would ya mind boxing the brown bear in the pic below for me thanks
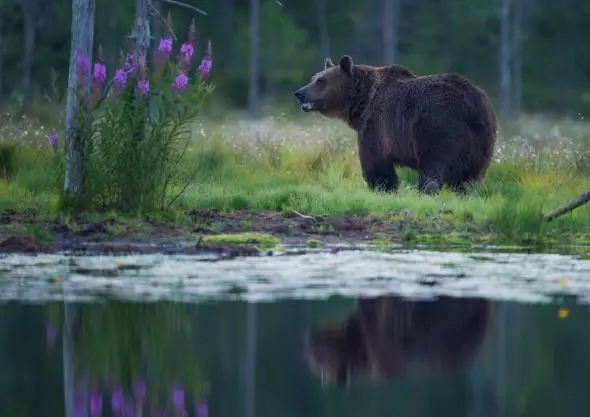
[304,295,494,389]
[293,55,498,194]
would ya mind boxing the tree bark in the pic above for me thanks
[248,0,260,119]
[63,0,95,198]
[499,0,512,120]
[133,0,151,62]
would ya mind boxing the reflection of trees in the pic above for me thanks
[304,295,494,389]
[47,301,209,416]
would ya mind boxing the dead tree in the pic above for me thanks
[63,0,95,199]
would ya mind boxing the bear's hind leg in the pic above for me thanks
[418,172,441,195]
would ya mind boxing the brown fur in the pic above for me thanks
[293,55,498,193]
[304,295,494,389]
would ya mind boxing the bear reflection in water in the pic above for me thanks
[304,295,493,389]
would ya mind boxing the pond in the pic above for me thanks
[1,246,590,416]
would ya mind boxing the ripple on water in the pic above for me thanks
[0,249,589,304]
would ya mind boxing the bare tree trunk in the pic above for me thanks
[248,0,260,119]
[499,0,512,120]
[20,0,37,105]
[133,0,151,63]
[512,0,524,117]
[149,0,161,123]
[317,0,330,60]
[381,0,400,64]
[63,0,95,198]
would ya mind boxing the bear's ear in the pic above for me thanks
[339,55,353,76]
[324,57,334,69]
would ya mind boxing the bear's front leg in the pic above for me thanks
[358,138,398,193]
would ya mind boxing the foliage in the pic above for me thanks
[59,19,214,213]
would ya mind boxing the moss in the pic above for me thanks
[202,232,281,247]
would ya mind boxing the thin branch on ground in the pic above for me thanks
[542,188,590,222]
[289,209,316,221]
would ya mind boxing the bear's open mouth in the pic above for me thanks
[300,102,316,112]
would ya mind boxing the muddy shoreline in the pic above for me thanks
[0,208,492,255]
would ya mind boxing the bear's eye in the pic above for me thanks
[316,77,327,89]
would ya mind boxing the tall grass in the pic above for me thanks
[2,107,590,241]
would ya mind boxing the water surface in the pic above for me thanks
[1,247,589,416]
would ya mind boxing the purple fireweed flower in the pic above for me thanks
[196,402,208,417]
[111,387,124,413]
[180,42,194,64]
[171,385,184,409]
[197,56,212,78]
[172,73,189,93]
[76,51,90,77]
[158,36,173,55]
[113,68,127,90]
[46,323,57,347]
[93,62,107,85]
[123,53,134,71]
[90,392,103,417]
[134,379,146,402]
[137,79,150,97]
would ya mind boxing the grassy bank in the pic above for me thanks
[2,107,590,246]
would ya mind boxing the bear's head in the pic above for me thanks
[303,316,369,390]
[293,55,354,118]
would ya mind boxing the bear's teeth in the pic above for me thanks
[301,103,314,111]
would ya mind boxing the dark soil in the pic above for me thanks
[0,208,485,255]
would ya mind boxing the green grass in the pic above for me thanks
[2,108,590,245]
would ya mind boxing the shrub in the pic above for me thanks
[53,17,214,213]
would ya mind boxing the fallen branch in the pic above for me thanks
[542,188,590,222]
[289,209,316,221]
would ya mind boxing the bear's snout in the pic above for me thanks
[293,88,306,103]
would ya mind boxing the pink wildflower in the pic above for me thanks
[48,131,59,147]
[137,79,150,97]
[158,37,173,55]
[93,63,107,85]
[180,42,194,64]
[197,56,212,78]
[113,68,127,90]
[172,73,189,93]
